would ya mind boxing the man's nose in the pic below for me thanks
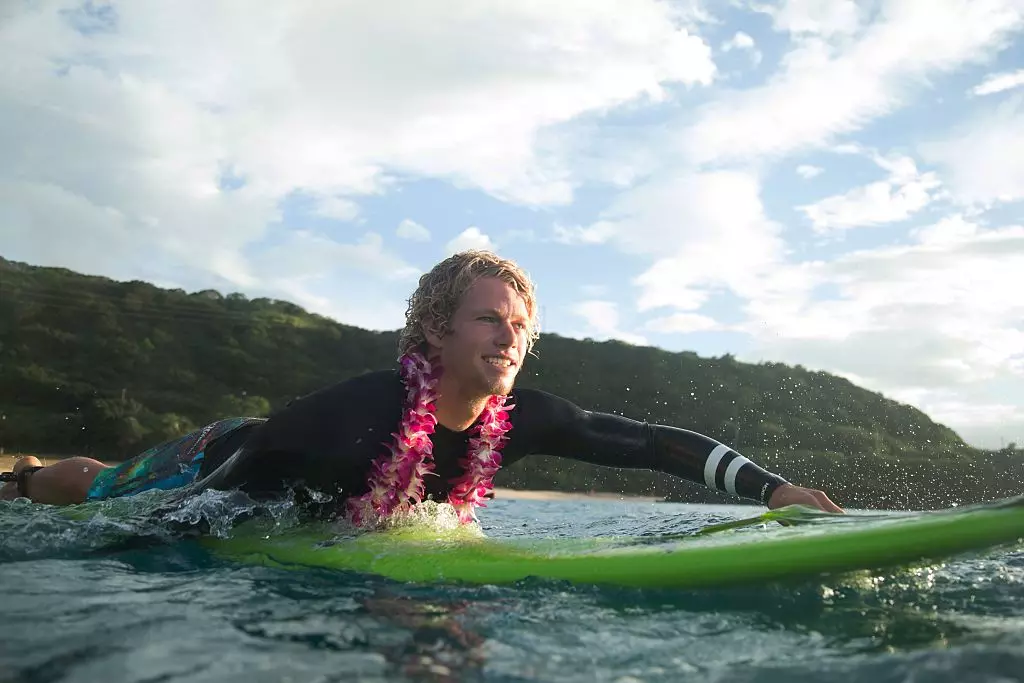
[495,320,516,346]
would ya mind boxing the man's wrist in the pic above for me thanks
[761,477,789,506]
[17,466,44,499]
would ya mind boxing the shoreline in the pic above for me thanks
[1,455,662,503]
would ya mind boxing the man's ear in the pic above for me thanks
[422,319,445,349]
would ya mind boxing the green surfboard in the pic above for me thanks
[203,495,1024,589]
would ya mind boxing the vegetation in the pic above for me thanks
[1,256,1019,509]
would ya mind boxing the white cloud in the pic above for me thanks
[798,152,941,232]
[445,227,496,254]
[575,170,784,313]
[890,392,1024,448]
[796,164,824,179]
[919,95,1024,207]
[0,0,718,307]
[739,219,1024,443]
[552,222,617,245]
[723,31,756,50]
[575,300,616,327]
[190,230,420,331]
[757,0,865,38]
[572,300,648,345]
[721,31,762,65]
[0,180,155,283]
[251,231,420,283]
[397,219,430,242]
[682,0,1024,166]
[314,197,361,222]
[910,214,980,244]
[504,227,538,243]
[831,142,867,155]
[645,312,722,334]
[274,280,410,333]
[970,68,1024,95]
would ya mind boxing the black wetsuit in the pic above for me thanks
[195,369,789,516]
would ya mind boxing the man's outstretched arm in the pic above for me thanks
[648,423,842,512]
[519,390,843,513]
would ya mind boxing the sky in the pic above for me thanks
[2,0,1023,449]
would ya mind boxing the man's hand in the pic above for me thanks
[768,483,844,513]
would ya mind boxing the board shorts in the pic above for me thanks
[85,417,266,501]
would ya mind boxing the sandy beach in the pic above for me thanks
[1,454,662,503]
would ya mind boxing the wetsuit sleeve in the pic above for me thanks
[518,389,789,506]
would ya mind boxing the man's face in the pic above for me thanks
[426,276,531,398]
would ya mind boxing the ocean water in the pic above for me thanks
[1,494,1023,683]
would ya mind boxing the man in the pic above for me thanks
[2,251,843,523]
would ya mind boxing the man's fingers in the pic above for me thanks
[768,484,844,514]
[814,491,845,514]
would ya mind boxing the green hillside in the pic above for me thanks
[1,256,1019,509]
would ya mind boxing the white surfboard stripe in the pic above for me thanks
[703,444,731,491]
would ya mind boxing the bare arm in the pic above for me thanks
[0,456,108,505]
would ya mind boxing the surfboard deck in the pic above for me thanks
[202,495,1024,589]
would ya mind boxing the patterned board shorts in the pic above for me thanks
[85,417,266,501]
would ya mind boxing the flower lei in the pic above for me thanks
[345,350,513,528]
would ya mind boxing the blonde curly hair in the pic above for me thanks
[398,250,540,357]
